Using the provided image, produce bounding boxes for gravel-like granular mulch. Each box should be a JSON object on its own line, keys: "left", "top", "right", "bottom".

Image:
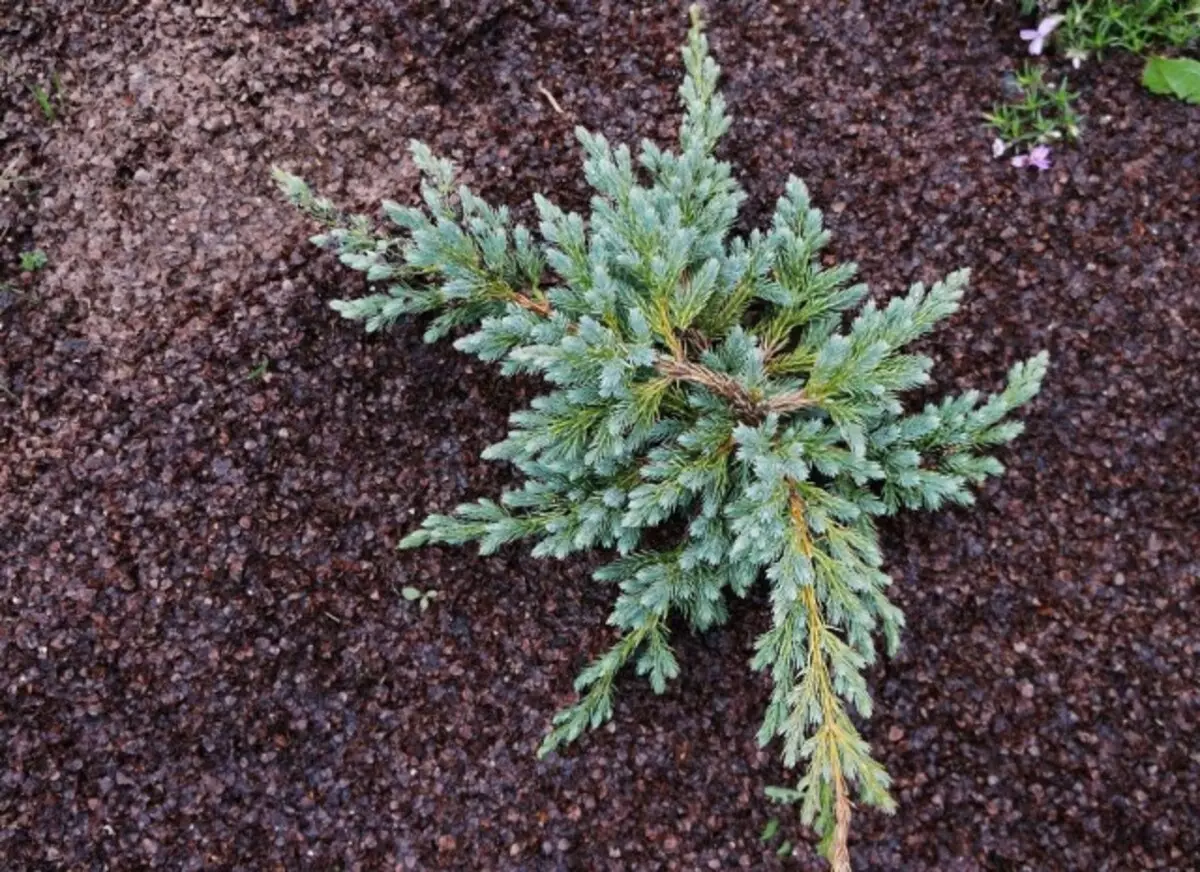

{"left": 2, "top": 2, "right": 1197, "bottom": 870}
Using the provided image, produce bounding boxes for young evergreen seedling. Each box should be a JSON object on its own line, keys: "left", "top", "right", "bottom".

{"left": 275, "top": 7, "right": 1048, "bottom": 869}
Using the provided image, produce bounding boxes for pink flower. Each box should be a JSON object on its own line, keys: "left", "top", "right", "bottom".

{"left": 1020, "top": 15, "right": 1063, "bottom": 56}
{"left": 1011, "top": 145, "right": 1052, "bottom": 171}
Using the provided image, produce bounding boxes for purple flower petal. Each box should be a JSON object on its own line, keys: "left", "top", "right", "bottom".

{"left": 1021, "top": 15, "right": 1063, "bottom": 55}
{"left": 1038, "top": 15, "right": 1064, "bottom": 37}
{"left": 1012, "top": 146, "right": 1052, "bottom": 171}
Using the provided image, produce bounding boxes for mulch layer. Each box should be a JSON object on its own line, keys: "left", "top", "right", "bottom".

{"left": 2, "top": 2, "right": 1197, "bottom": 870}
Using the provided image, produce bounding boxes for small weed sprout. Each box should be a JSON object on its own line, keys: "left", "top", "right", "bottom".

{"left": 19, "top": 250, "right": 48, "bottom": 272}
{"left": 400, "top": 586, "right": 439, "bottom": 612}
{"left": 277, "top": 7, "right": 1048, "bottom": 868}
{"left": 29, "top": 84, "right": 55, "bottom": 122}
{"left": 28, "top": 73, "right": 65, "bottom": 122}
{"left": 245, "top": 358, "right": 270, "bottom": 381}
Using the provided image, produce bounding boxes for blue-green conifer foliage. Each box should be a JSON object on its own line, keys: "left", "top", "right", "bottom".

{"left": 275, "top": 8, "right": 1047, "bottom": 867}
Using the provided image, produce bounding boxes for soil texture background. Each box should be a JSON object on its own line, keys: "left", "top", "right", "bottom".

{"left": 1, "top": 2, "right": 1197, "bottom": 870}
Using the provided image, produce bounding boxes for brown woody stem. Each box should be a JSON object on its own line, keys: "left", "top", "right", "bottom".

{"left": 831, "top": 775, "right": 853, "bottom": 872}
{"left": 656, "top": 357, "right": 813, "bottom": 423}
{"left": 504, "top": 285, "right": 813, "bottom": 424}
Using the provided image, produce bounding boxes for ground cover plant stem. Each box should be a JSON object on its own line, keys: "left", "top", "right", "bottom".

{"left": 276, "top": 7, "right": 1048, "bottom": 868}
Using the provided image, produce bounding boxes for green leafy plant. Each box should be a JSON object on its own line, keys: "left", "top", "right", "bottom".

{"left": 1143, "top": 54, "right": 1200, "bottom": 101}
{"left": 1057, "top": 0, "right": 1200, "bottom": 57}
{"left": 19, "top": 249, "right": 47, "bottom": 272}
{"left": 985, "top": 63, "right": 1082, "bottom": 153}
{"left": 275, "top": 7, "right": 1048, "bottom": 869}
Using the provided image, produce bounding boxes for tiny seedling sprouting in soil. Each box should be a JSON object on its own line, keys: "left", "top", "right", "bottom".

{"left": 400, "top": 586, "right": 438, "bottom": 612}
{"left": 28, "top": 73, "right": 65, "bottom": 123}
{"left": 29, "top": 83, "right": 55, "bottom": 122}
{"left": 19, "top": 249, "right": 47, "bottom": 272}
{"left": 759, "top": 816, "right": 795, "bottom": 856}
{"left": 245, "top": 358, "right": 270, "bottom": 381}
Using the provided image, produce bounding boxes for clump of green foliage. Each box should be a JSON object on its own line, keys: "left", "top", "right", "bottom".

{"left": 1057, "top": 0, "right": 1199, "bottom": 56}
{"left": 1013, "top": 2, "right": 1198, "bottom": 109}
{"left": 275, "top": 8, "right": 1048, "bottom": 869}
{"left": 985, "top": 63, "right": 1082, "bottom": 151}
{"left": 1017, "top": 0, "right": 1199, "bottom": 57}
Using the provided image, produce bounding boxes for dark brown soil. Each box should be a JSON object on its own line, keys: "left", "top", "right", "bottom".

{"left": 2, "top": 2, "right": 1197, "bottom": 870}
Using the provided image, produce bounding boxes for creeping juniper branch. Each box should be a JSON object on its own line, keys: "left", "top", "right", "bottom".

{"left": 276, "top": 6, "right": 1048, "bottom": 868}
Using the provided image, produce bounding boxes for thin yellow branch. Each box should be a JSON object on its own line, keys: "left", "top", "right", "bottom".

{"left": 791, "top": 485, "right": 854, "bottom": 872}
{"left": 654, "top": 296, "right": 685, "bottom": 359}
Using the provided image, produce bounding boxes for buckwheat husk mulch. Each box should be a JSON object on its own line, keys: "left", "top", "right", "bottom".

{"left": 2, "top": 2, "right": 1197, "bottom": 870}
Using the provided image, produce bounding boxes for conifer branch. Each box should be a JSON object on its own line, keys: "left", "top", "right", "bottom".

{"left": 786, "top": 486, "right": 860, "bottom": 870}
{"left": 800, "top": 581, "right": 855, "bottom": 871}
{"left": 462, "top": 276, "right": 815, "bottom": 425}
